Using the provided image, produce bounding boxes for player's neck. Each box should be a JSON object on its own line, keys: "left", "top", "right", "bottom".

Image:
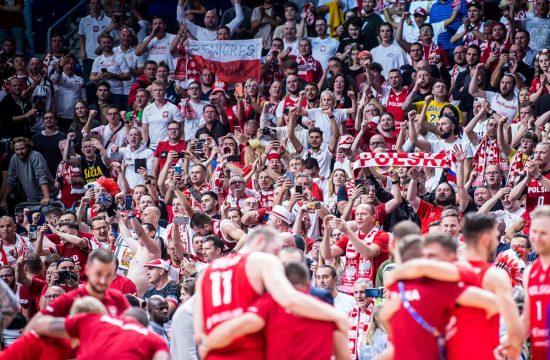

{"left": 539, "top": 255, "right": 550, "bottom": 269}
{"left": 465, "top": 245, "right": 489, "bottom": 263}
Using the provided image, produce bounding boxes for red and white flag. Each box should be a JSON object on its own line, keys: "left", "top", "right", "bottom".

{"left": 186, "top": 39, "right": 262, "bottom": 84}
{"left": 353, "top": 152, "right": 452, "bottom": 172}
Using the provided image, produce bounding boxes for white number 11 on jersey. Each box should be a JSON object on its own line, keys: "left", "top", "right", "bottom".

{"left": 210, "top": 270, "right": 233, "bottom": 307}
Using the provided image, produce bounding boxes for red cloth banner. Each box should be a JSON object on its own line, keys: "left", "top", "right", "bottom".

{"left": 186, "top": 39, "right": 262, "bottom": 83}
{"left": 353, "top": 152, "right": 452, "bottom": 171}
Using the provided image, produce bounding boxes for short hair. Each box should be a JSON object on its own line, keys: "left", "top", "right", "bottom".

{"left": 181, "top": 278, "right": 196, "bottom": 296}
{"left": 461, "top": 213, "right": 497, "bottom": 245}
{"left": 441, "top": 209, "right": 460, "bottom": 222}
{"left": 515, "top": 29, "right": 530, "bottom": 40}
{"left": 123, "top": 307, "right": 149, "bottom": 327}
{"left": 284, "top": 1, "right": 299, "bottom": 11}
{"left": 201, "top": 191, "right": 218, "bottom": 201}
{"left": 97, "top": 80, "right": 111, "bottom": 90}
{"left": 87, "top": 248, "right": 115, "bottom": 266}
{"left": 398, "top": 234, "right": 423, "bottom": 262}
{"left": 69, "top": 296, "right": 108, "bottom": 316}
{"left": 0, "top": 265, "right": 15, "bottom": 276}
{"left": 90, "top": 216, "right": 107, "bottom": 229}
{"left": 145, "top": 60, "right": 157, "bottom": 67}
{"left": 11, "top": 137, "right": 32, "bottom": 150}
{"left": 423, "top": 233, "right": 458, "bottom": 254}
{"left": 392, "top": 221, "right": 421, "bottom": 241}
{"left": 59, "top": 222, "right": 79, "bottom": 231}
{"left": 152, "top": 79, "right": 166, "bottom": 88}
{"left": 285, "top": 262, "right": 309, "bottom": 288}
{"left": 304, "top": 157, "right": 320, "bottom": 170}
{"left": 246, "top": 226, "right": 278, "bottom": 246}
{"left": 202, "top": 235, "right": 224, "bottom": 251}
{"left": 190, "top": 213, "right": 213, "bottom": 228}
{"left": 45, "top": 254, "right": 61, "bottom": 269}
{"left": 45, "top": 208, "right": 63, "bottom": 218}
{"left": 532, "top": 205, "right": 550, "bottom": 221}
{"left": 25, "top": 254, "right": 43, "bottom": 274}
{"left": 289, "top": 154, "right": 305, "bottom": 164}
{"left": 308, "top": 127, "right": 323, "bottom": 137}
{"left": 511, "top": 232, "right": 531, "bottom": 248}
{"left": 467, "top": 44, "right": 481, "bottom": 55}
{"left": 318, "top": 265, "right": 337, "bottom": 279}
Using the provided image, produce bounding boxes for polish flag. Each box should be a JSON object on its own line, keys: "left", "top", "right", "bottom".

{"left": 186, "top": 39, "right": 262, "bottom": 84}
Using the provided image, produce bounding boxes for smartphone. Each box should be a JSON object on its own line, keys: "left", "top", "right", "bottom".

{"left": 29, "top": 225, "right": 38, "bottom": 241}
{"left": 295, "top": 185, "right": 303, "bottom": 194}
{"left": 195, "top": 140, "right": 205, "bottom": 152}
{"left": 235, "top": 83, "right": 243, "bottom": 97}
{"left": 177, "top": 152, "right": 186, "bottom": 159}
{"left": 173, "top": 216, "right": 190, "bottom": 225}
{"left": 355, "top": 179, "right": 364, "bottom": 188}
{"left": 263, "top": 213, "right": 270, "bottom": 223}
{"left": 110, "top": 223, "right": 118, "bottom": 238}
{"left": 91, "top": 130, "right": 100, "bottom": 140}
{"left": 124, "top": 194, "right": 133, "bottom": 210}
{"left": 135, "top": 158, "right": 146, "bottom": 172}
{"left": 501, "top": 48, "right": 510, "bottom": 55}
{"left": 101, "top": 68, "right": 108, "bottom": 73}
{"left": 308, "top": 201, "right": 321, "bottom": 210}
{"left": 175, "top": 164, "right": 182, "bottom": 175}
{"left": 228, "top": 155, "right": 241, "bottom": 162}
{"left": 365, "top": 288, "right": 384, "bottom": 298}
{"left": 234, "top": 125, "right": 242, "bottom": 133}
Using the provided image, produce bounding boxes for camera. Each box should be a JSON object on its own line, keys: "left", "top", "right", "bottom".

{"left": 56, "top": 269, "right": 79, "bottom": 285}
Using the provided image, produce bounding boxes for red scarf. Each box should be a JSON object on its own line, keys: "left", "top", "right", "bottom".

{"left": 507, "top": 151, "right": 527, "bottom": 186}
{"left": 472, "top": 136, "right": 508, "bottom": 187}
{"left": 296, "top": 54, "right": 319, "bottom": 82}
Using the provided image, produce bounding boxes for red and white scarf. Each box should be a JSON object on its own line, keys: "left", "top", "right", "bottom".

{"left": 348, "top": 302, "right": 375, "bottom": 359}
{"left": 507, "top": 151, "right": 527, "bottom": 186}
{"left": 296, "top": 54, "right": 319, "bottom": 83}
{"left": 472, "top": 136, "right": 508, "bottom": 187}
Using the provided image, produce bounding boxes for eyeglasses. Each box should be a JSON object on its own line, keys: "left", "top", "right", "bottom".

{"left": 485, "top": 171, "right": 500, "bottom": 176}
{"left": 44, "top": 294, "right": 61, "bottom": 300}
{"left": 370, "top": 141, "right": 385, "bottom": 146}
{"left": 168, "top": 128, "right": 180, "bottom": 131}
{"left": 230, "top": 181, "right": 245, "bottom": 185}
{"left": 107, "top": 112, "right": 119, "bottom": 116}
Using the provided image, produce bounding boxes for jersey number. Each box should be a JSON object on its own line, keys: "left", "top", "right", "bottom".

{"left": 538, "top": 196, "right": 545, "bottom": 206}
{"left": 536, "top": 300, "right": 543, "bottom": 322}
{"left": 210, "top": 270, "right": 233, "bottom": 307}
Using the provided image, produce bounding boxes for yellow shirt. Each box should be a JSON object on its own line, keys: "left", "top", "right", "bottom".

{"left": 415, "top": 100, "right": 463, "bottom": 125}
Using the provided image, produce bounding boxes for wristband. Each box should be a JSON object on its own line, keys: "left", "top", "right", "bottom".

{"left": 127, "top": 212, "right": 136, "bottom": 219}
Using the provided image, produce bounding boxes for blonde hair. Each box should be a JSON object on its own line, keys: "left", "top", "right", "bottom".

{"left": 363, "top": 305, "right": 383, "bottom": 345}
{"left": 327, "top": 169, "right": 348, "bottom": 196}
{"left": 69, "top": 296, "right": 108, "bottom": 316}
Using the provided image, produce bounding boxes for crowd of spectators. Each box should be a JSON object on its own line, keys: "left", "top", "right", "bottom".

{"left": 0, "top": 0, "right": 549, "bottom": 359}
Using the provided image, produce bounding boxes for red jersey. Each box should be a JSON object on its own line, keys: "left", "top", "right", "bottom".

{"left": 0, "top": 331, "right": 71, "bottom": 360}
{"left": 247, "top": 292, "right": 336, "bottom": 360}
{"left": 446, "top": 262, "right": 499, "bottom": 360}
{"left": 384, "top": 86, "right": 409, "bottom": 123}
{"left": 42, "top": 286, "right": 130, "bottom": 317}
{"left": 110, "top": 274, "right": 138, "bottom": 295}
{"left": 65, "top": 313, "right": 168, "bottom": 360}
{"left": 388, "top": 278, "right": 466, "bottom": 360}
{"left": 48, "top": 243, "right": 90, "bottom": 279}
{"left": 525, "top": 171, "right": 550, "bottom": 216}
{"left": 527, "top": 258, "right": 550, "bottom": 360}
{"left": 361, "top": 128, "right": 398, "bottom": 152}
{"left": 154, "top": 140, "right": 186, "bottom": 171}
{"left": 201, "top": 254, "right": 263, "bottom": 360}
{"left": 336, "top": 227, "right": 389, "bottom": 294}
{"left": 417, "top": 200, "right": 445, "bottom": 234}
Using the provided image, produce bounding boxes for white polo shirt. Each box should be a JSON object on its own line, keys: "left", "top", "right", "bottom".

{"left": 50, "top": 71, "right": 85, "bottom": 119}
{"left": 78, "top": 14, "right": 112, "bottom": 59}
{"left": 310, "top": 36, "right": 340, "bottom": 70}
{"left": 143, "top": 101, "right": 183, "bottom": 150}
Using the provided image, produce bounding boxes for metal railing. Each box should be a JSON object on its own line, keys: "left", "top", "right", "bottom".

{"left": 46, "top": 0, "right": 88, "bottom": 53}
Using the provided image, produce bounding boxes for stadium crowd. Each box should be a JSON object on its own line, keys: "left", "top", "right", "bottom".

{"left": 0, "top": 0, "right": 549, "bottom": 358}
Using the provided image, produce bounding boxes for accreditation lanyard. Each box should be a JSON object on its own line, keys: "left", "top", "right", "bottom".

{"left": 398, "top": 281, "right": 446, "bottom": 360}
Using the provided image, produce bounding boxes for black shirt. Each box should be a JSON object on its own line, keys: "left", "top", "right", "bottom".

{"left": 81, "top": 153, "right": 110, "bottom": 183}
{"left": 32, "top": 130, "right": 67, "bottom": 177}
{"left": 0, "top": 94, "right": 33, "bottom": 138}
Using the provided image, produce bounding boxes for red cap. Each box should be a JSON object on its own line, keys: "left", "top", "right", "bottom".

{"left": 267, "top": 152, "right": 281, "bottom": 161}
{"left": 143, "top": 259, "right": 169, "bottom": 271}
{"left": 414, "top": 7, "right": 429, "bottom": 16}
{"left": 211, "top": 80, "right": 230, "bottom": 99}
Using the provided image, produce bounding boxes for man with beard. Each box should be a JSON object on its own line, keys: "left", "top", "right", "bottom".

{"left": 409, "top": 81, "right": 461, "bottom": 126}
{"left": 1, "top": 137, "right": 56, "bottom": 208}
{"left": 451, "top": 45, "right": 482, "bottom": 112}
{"left": 479, "top": 22, "right": 510, "bottom": 73}
{"left": 147, "top": 295, "right": 170, "bottom": 345}
{"left": 178, "top": 0, "right": 244, "bottom": 41}
{"left": 407, "top": 167, "right": 457, "bottom": 233}
{"left": 359, "top": 113, "right": 398, "bottom": 152}
{"left": 514, "top": 30, "right": 537, "bottom": 67}
{"left": 368, "top": 68, "right": 409, "bottom": 123}
{"left": 478, "top": 187, "right": 525, "bottom": 231}
{"left": 275, "top": 74, "right": 306, "bottom": 125}
{"left": 41, "top": 249, "right": 130, "bottom": 317}
{"left": 200, "top": 192, "right": 220, "bottom": 219}
{"left": 470, "top": 64, "right": 518, "bottom": 122}
{"left": 490, "top": 44, "right": 534, "bottom": 90}
{"left": 309, "top": 18, "right": 340, "bottom": 70}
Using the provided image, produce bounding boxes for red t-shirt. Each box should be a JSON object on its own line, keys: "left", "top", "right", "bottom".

{"left": 527, "top": 258, "right": 550, "bottom": 360}
{"left": 360, "top": 128, "right": 398, "bottom": 152}
{"left": 65, "top": 313, "right": 168, "bottom": 360}
{"left": 417, "top": 199, "right": 444, "bottom": 234}
{"left": 0, "top": 331, "right": 71, "bottom": 360}
{"left": 48, "top": 243, "right": 90, "bottom": 279}
{"left": 201, "top": 253, "right": 263, "bottom": 360}
{"left": 110, "top": 274, "right": 138, "bottom": 296}
{"left": 42, "top": 286, "right": 130, "bottom": 317}
{"left": 153, "top": 140, "right": 186, "bottom": 171}
{"left": 446, "top": 263, "right": 499, "bottom": 360}
{"left": 247, "top": 292, "right": 335, "bottom": 360}
{"left": 388, "top": 278, "right": 466, "bottom": 360}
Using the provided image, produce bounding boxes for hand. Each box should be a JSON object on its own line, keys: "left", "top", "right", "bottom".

{"left": 89, "top": 109, "right": 98, "bottom": 119}
{"left": 40, "top": 197, "right": 50, "bottom": 206}
{"left": 407, "top": 110, "right": 418, "bottom": 123}
{"left": 323, "top": 214, "right": 335, "bottom": 226}
{"left": 289, "top": 192, "right": 304, "bottom": 204}
{"left": 408, "top": 167, "right": 422, "bottom": 180}
{"left": 487, "top": 52, "right": 498, "bottom": 64}
{"left": 31, "top": 212, "right": 41, "bottom": 225}
{"left": 38, "top": 224, "right": 49, "bottom": 237}
{"left": 347, "top": 90, "right": 356, "bottom": 99}
{"left": 475, "top": 63, "right": 485, "bottom": 72}
{"left": 498, "top": 53, "right": 509, "bottom": 66}
{"left": 110, "top": 144, "right": 119, "bottom": 153}
{"left": 336, "top": 24, "right": 344, "bottom": 37}
{"left": 509, "top": 60, "right": 518, "bottom": 74}
{"left": 424, "top": 95, "right": 434, "bottom": 104}
{"left": 462, "top": 17, "right": 470, "bottom": 27}
{"left": 350, "top": 185, "right": 364, "bottom": 200}
{"left": 25, "top": 108, "right": 37, "bottom": 119}
{"left": 49, "top": 271, "right": 59, "bottom": 286}
{"left": 181, "top": 257, "right": 197, "bottom": 278}
{"left": 497, "top": 187, "right": 511, "bottom": 198}
{"left": 330, "top": 217, "right": 351, "bottom": 235}
{"left": 0, "top": 201, "right": 6, "bottom": 210}
{"left": 526, "top": 160, "right": 540, "bottom": 179}
{"left": 67, "top": 132, "right": 76, "bottom": 142}
{"left": 453, "top": 144, "right": 466, "bottom": 162}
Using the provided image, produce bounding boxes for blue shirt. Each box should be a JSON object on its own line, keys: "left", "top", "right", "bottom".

{"left": 429, "top": 0, "right": 466, "bottom": 50}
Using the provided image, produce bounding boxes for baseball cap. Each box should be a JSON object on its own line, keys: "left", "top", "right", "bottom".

{"left": 466, "top": 0, "right": 482, "bottom": 10}
{"left": 143, "top": 259, "right": 169, "bottom": 271}
{"left": 268, "top": 205, "right": 294, "bottom": 225}
{"left": 357, "top": 50, "right": 372, "bottom": 59}
{"left": 211, "top": 80, "right": 230, "bottom": 99}
{"left": 338, "top": 135, "right": 354, "bottom": 149}
{"left": 414, "top": 7, "right": 429, "bottom": 17}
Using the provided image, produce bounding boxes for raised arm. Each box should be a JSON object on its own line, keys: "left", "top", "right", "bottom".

{"left": 384, "top": 173, "right": 403, "bottom": 214}
{"left": 320, "top": 215, "right": 345, "bottom": 260}
{"left": 130, "top": 215, "right": 161, "bottom": 256}
{"left": 48, "top": 224, "right": 88, "bottom": 250}
{"left": 469, "top": 63, "right": 487, "bottom": 98}
{"left": 407, "top": 110, "right": 432, "bottom": 152}
{"left": 406, "top": 167, "right": 422, "bottom": 211}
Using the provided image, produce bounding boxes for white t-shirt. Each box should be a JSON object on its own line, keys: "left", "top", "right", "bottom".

{"left": 114, "top": 46, "right": 145, "bottom": 94}
{"left": 78, "top": 14, "right": 111, "bottom": 59}
{"left": 485, "top": 91, "right": 518, "bottom": 123}
{"left": 146, "top": 33, "right": 176, "bottom": 65}
{"left": 181, "top": 99, "right": 207, "bottom": 141}
{"left": 370, "top": 43, "right": 411, "bottom": 78}
{"left": 284, "top": 38, "right": 300, "bottom": 56}
{"left": 402, "top": 20, "right": 445, "bottom": 44}
{"left": 310, "top": 36, "right": 340, "bottom": 70}
{"left": 522, "top": 13, "right": 550, "bottom": 52}
{"left": 306, "top": 108, "right": 347, "bottom": 146}
{"left": 274, "top": 126, "right": 309, "bottom": 154}
{"left": 50, "top": 71, "right": 85, "bottom": 119}
{"left": 430, "top": 137, "right": 473, "bottom": 184}
{"left": 492, "top": 207, "right": 525, "bottom": 230}
{"left": 302, "top": 143, "right": 333, "bottom": 179}
{"left": 143, "top": 101, "right": 184, "bottom": 150}
{"left": 91, "top": 53, "right": 130, "bottom": 95}
{"left": 251, "top": 6, "right": 278, "bottom": 49}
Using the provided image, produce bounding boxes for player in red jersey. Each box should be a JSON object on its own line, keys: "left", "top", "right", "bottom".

{"left": 199, "top": 262, "right": 349, "bottom": 360}
{"left": 380, "top": 233, "right": 498, "bottom": 360}
{"left": 41, "top": 248, "right": 130, "bottom": 317}
{"left": 28, "top": 296, "right": 169, "bottom": 360}
{"left": 194, "top": 227, "right": 349, "bottom": 360}
{"left": 523, "top": 206, "right": 550, "bottom": 360}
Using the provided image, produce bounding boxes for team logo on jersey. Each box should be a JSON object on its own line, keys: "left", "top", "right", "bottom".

{"left": 93, "top": 26, "right": 99, "bottom": 32}
{"left": 162, "top": 111, "right": 169, "bottom": 118}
